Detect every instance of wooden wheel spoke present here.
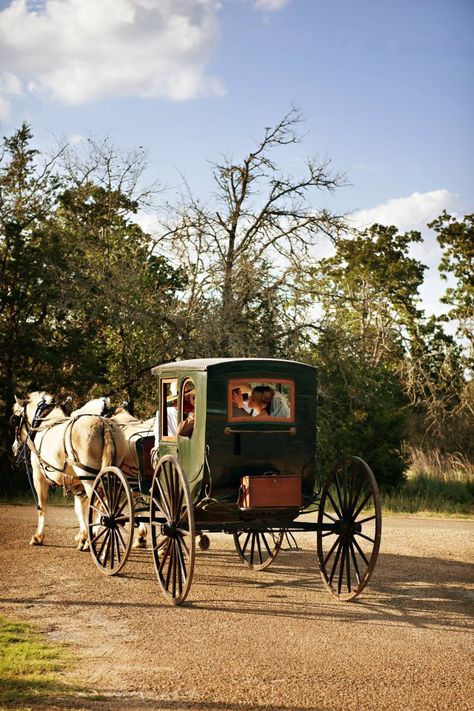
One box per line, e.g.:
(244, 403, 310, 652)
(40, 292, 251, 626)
(153, 479, 173, 521)
(175, 538, 188, 583)
(356, 514, 377, 525)
(345, 539, 351, 593)
(240, 532, 252, 555)
(322, 509, 339, 523)
(113, 496, 128, 518)
(326, 490, 343, 519)
(351, 534, 370, 567)
(337, 539, 346, 595)
(323, 535, 341, 566)
(256, 534, 263, 565)
(177, 532, 190, 559)
(174, 488, 185, 521)
(159, 539, 172, 571)
(334, 473, 345, 515)
(249, 533, 257, 565)
(261, 533, 273, 557)
(113, 530, 122, 562)
(115, 524, 127, 551)
(347, 476, 364, 516)
(90, 526, 108, 545)
(351, 489, 372, 521)
(354, 531, 375, 544)
(329, 539, 344, 584)
(92, 489, 109, 515)
(349, 540, 362, 585)
(100, 530, 112, 566)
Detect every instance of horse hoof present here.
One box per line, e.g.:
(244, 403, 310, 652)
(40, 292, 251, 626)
(198, 534, 210, 551)
(132, 538, 147, 549)
(30, 537, 44, 546)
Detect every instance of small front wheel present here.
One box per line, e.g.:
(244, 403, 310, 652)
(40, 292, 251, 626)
(317, 456, 382, 600)
(149, 455, 195, 605)
(233, 529, 284, 570)
(87, 466, 134, 576)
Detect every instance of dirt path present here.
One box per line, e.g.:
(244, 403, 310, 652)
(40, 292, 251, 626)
(1, 505, 473, 711)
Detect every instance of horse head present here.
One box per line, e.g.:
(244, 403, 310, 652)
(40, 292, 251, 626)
(11, 392, 61, 457)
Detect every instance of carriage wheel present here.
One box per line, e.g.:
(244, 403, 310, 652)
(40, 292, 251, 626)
(317, 456, 382, 600)
(87, 466, 134, 576)
(149, 455, 195, 606)
(233, 529, 284, 570)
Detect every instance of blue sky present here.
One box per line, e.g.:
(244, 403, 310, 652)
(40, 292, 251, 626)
(0, 0, 472, 313)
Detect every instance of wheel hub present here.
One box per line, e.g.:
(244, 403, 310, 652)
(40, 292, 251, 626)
(100, 514, 117, 529)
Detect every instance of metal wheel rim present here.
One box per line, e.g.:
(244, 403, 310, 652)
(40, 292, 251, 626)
(87, 466, 135, 576)
(317, 456, 382, 600)
(233, 529, 284, 570)
(149, 455, 195, 605)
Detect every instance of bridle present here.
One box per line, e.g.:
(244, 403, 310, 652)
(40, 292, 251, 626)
(12, 399, 58, 455)
(11, 397, 60, 508)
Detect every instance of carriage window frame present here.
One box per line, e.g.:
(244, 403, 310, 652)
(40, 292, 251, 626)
(227, 378, 295, 423)
(160, 378, 178, 441)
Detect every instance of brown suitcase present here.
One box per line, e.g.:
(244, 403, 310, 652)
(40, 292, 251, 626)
(239, 474, 301, 509)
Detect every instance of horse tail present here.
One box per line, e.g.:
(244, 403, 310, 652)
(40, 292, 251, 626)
(101, 420, 116, 469)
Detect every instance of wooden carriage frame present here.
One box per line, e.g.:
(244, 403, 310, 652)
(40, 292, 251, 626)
(85, 358, 382, 605)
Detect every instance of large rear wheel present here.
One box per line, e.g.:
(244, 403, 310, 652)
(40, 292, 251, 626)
(149, 455, 195, 605)
(87, 466, 134, 576)
(317, 456, 382, 600)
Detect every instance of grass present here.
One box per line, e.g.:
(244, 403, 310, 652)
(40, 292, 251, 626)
(382, 448, 474, 516)
(0, 614, 96, 710)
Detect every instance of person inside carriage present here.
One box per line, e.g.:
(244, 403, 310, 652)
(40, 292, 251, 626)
(177, 386, 195, 437)
(232, 384, 290, 419)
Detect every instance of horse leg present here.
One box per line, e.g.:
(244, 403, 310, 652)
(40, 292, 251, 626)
(74, 479, 93, 551)
(133, 523, 148, 549)
(73, 492, 90, 551)
(30, 463, 49, 546)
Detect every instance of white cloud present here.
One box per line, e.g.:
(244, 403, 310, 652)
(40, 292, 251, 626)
(347, 189, 469, 317)
(0, 0, 223, 111)
(254, 0, 290, 10)
(0, 71, 23, 120)
(347, 189, 464, 233)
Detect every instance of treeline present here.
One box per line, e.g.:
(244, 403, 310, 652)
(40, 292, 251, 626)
(1, 113, 473, 493)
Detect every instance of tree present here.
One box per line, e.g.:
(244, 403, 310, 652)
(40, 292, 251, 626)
(307, 224, 427, 488)
(429, 211, 474, 364)
(157, 109, 345, 358)
(50, 140, 187, 412)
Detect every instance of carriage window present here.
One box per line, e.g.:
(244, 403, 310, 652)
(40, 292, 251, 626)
(161, 379, 178, 438)
(228, 380, 294, 422)
(177, 379, 196, 438)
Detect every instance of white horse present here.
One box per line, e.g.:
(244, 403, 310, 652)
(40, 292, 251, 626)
(109, 406, 155, 548)
(12, 392, 126, 550)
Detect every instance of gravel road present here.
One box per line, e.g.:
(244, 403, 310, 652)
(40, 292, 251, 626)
(1, 505, 473, 711)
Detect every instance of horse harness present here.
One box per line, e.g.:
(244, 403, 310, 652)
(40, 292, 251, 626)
(15, 399, 108, 499)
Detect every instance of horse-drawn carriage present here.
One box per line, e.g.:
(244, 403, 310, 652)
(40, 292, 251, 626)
(85, 358, 382, 605)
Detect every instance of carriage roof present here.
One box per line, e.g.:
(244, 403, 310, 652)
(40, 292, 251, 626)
(152, 357, 316, 375)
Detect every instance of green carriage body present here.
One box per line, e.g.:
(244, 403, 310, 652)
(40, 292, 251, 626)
(152, 358, 318, 514)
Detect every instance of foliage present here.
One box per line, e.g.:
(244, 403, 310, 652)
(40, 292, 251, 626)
(429, 211, 474, 363)
(307, 224, 428, 488)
